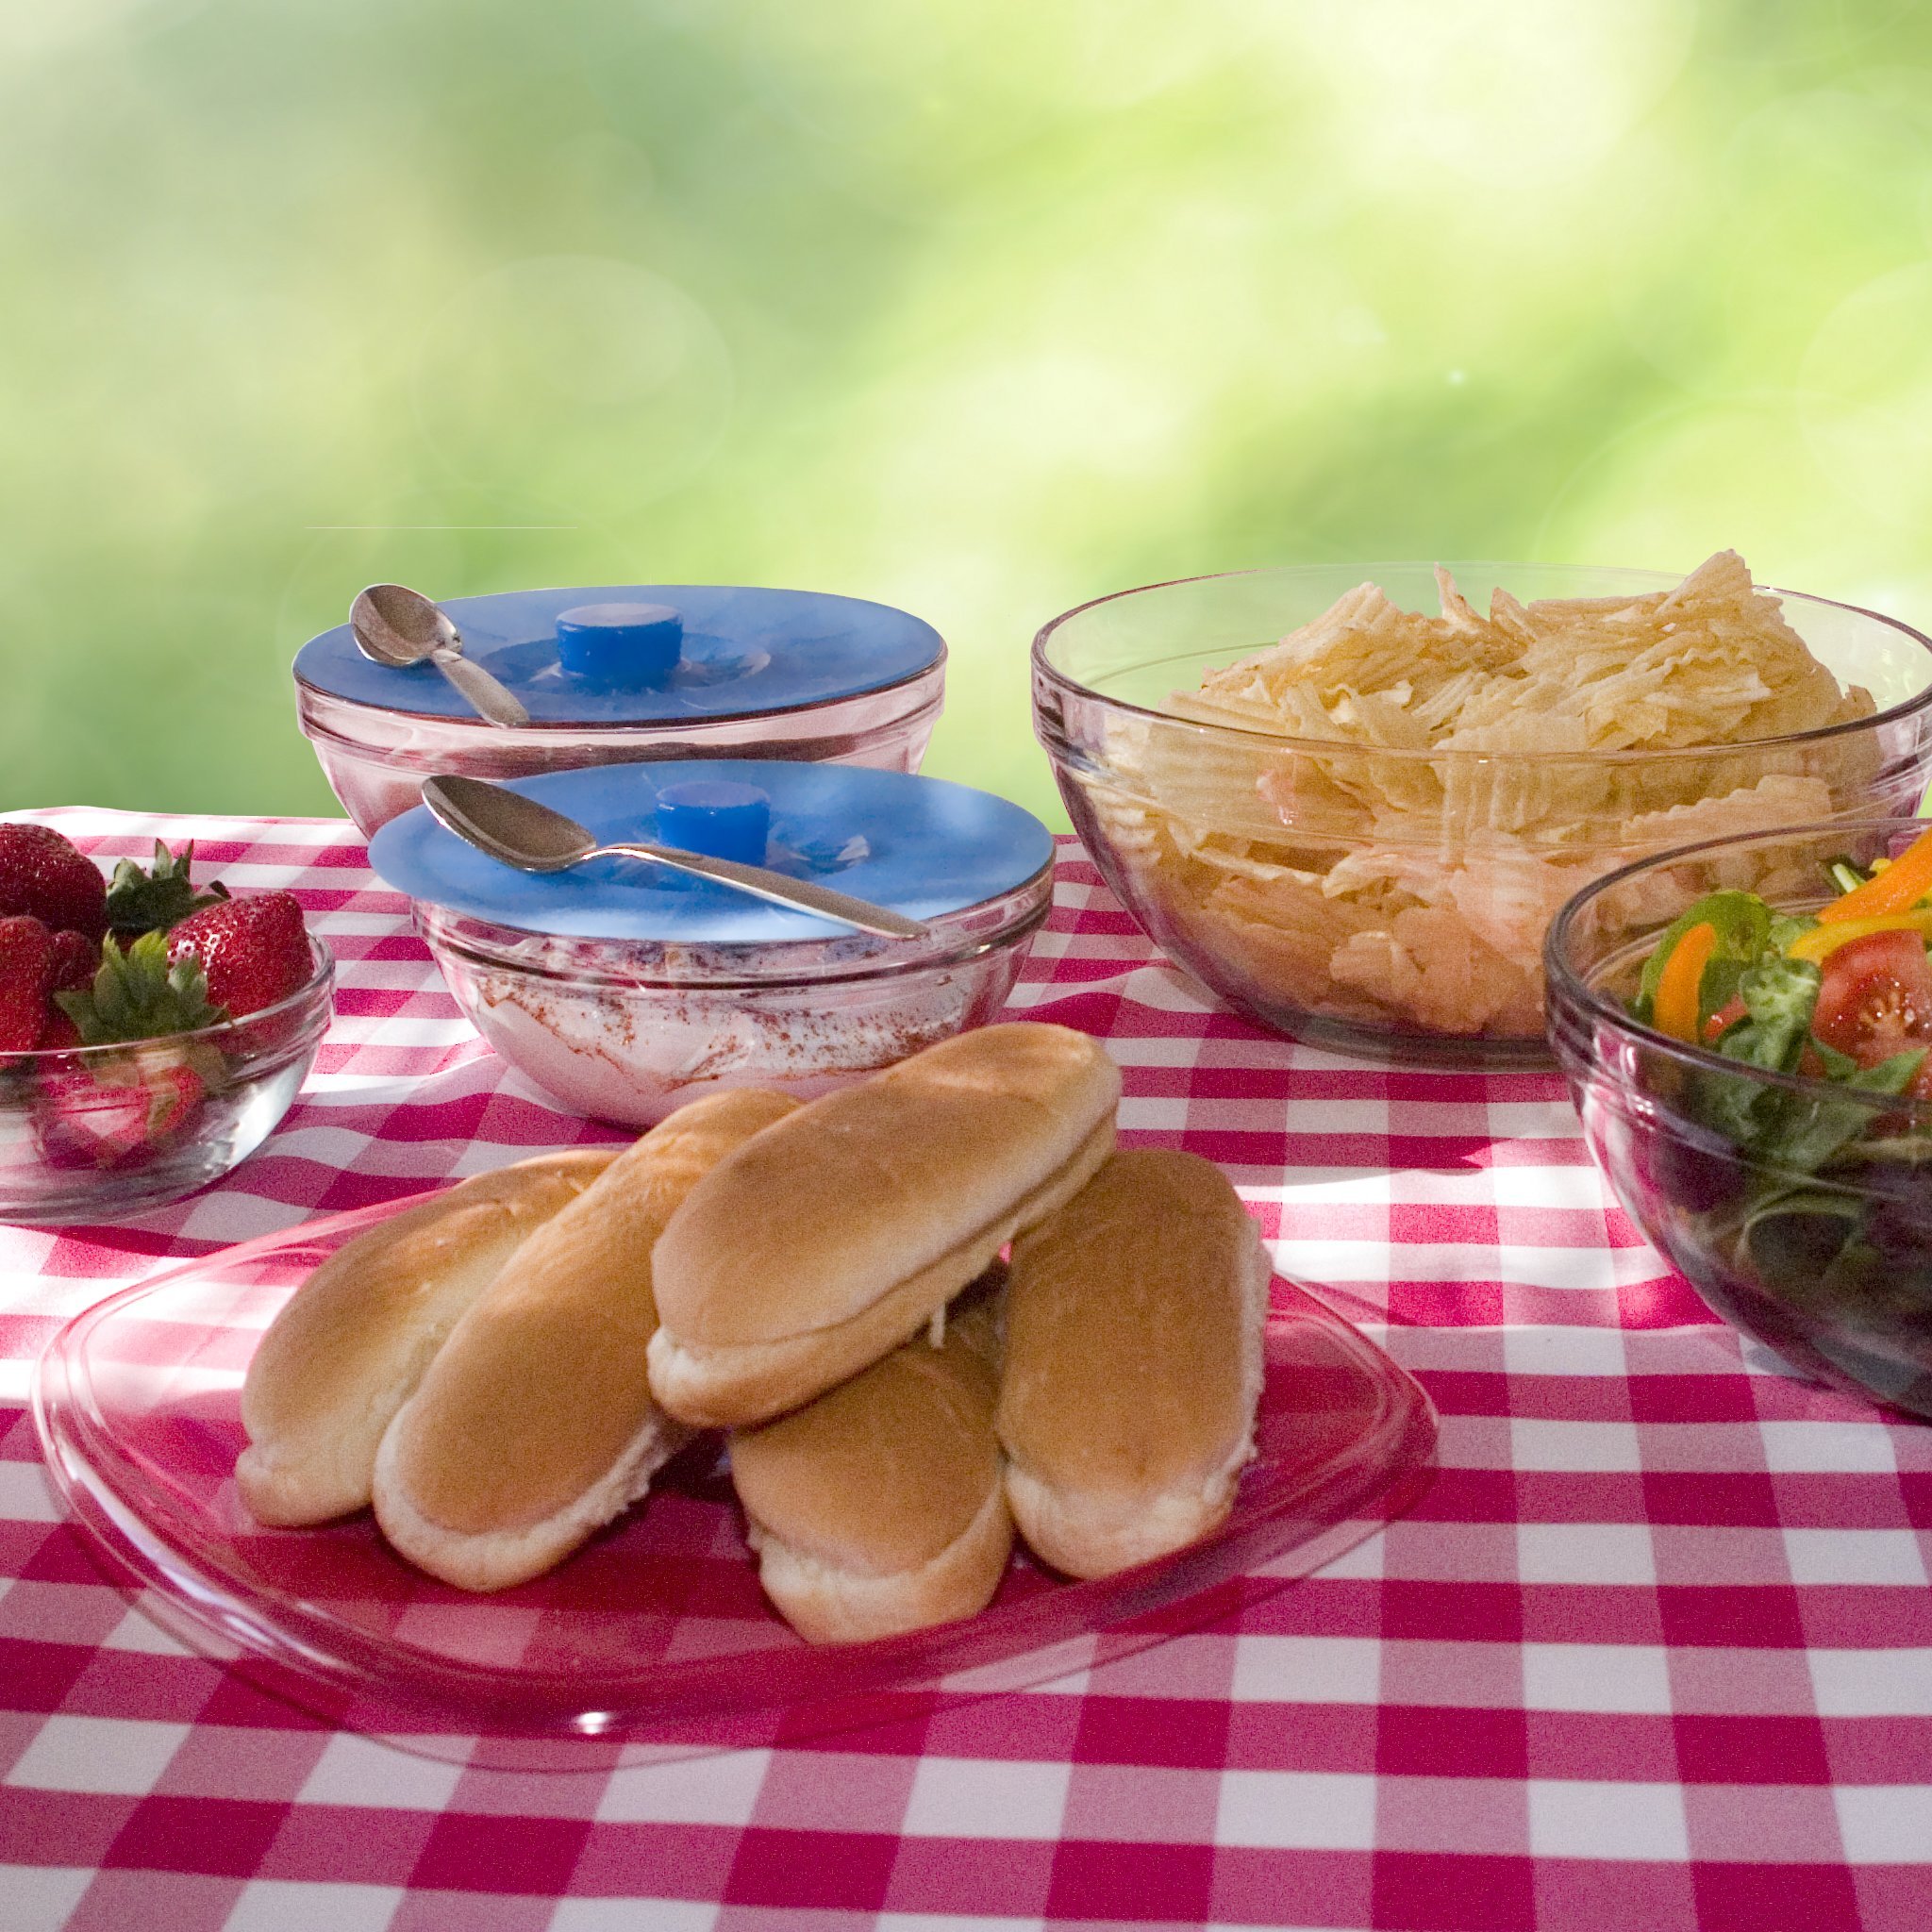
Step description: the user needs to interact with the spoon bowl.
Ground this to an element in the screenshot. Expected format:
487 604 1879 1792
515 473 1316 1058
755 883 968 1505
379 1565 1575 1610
349 583 461 665
350 584 530 727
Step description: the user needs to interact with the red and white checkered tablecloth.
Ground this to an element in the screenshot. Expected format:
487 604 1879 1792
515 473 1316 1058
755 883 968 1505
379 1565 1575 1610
3 810 1930 1932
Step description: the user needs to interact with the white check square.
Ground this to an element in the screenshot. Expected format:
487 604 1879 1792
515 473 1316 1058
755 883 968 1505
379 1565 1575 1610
1808 1648 1932 1718
1228 1635 1379 1706
1757 1421 1899 1473
0 1864 93 1932
101 1601 201 1656
1216 1769 1377 1850
902 1757 1070 1840
224 1880 404 1931
1522 1644 1673 1714
1528 1779 1689 1860
297 1733 466 1811
551 1904 720 1931
1834 1785 1932 1864
0 1461 62 1524
1517 1523 1656 1586
875 1917 1044 1932
1510 1419 1643 1472
6 1716 189 1796
595 1746 772 1825
1783 1527 1928 1587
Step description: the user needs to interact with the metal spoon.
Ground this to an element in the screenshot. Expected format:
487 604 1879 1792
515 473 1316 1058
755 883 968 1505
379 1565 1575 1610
351 584 531 728
421 774 932 941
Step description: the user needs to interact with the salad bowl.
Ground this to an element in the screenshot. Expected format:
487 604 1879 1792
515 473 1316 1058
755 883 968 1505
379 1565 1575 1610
1547 817 1932 1416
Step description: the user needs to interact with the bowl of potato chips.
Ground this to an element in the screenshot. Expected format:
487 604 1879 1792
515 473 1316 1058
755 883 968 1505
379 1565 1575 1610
1031 554 1932 1064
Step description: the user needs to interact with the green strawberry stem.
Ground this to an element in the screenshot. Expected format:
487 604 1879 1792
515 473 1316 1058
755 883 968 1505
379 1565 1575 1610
105 840 229 938
56 930 228 1044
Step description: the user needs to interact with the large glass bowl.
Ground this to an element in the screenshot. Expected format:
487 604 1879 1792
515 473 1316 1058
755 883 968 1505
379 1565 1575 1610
1547 818 1932 1418
0 940 334 1225
1034 565 1932 1066
414 876 1051 1127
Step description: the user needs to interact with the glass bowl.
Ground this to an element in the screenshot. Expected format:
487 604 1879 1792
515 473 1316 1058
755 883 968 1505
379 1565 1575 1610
415 879 1050 1127
296 584 947 838
31 1198 1437 1746
0 941 334 1225
1033 565 1932 1066
1547 817 1932 1418
371 759 1058 1127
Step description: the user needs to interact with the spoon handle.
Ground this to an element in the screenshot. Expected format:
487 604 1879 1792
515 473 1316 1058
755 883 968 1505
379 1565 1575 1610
430 646 531 728
596 842 930 940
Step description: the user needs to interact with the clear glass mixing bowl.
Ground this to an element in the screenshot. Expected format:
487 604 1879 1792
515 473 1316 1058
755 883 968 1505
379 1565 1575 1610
414 874 1052 1127
299 665 945 840
1035 564 1932 1065
1547 817 1932 1418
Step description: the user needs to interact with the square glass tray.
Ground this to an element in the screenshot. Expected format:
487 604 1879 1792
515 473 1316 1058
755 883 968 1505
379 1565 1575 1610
33 1195 1437 1752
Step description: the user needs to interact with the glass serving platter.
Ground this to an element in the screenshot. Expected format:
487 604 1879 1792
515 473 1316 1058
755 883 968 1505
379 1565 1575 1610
33 1195 1436 1752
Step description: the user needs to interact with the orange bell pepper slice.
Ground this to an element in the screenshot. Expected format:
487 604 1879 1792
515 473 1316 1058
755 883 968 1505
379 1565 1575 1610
1818 826 1932 924
1653 921 1717 1042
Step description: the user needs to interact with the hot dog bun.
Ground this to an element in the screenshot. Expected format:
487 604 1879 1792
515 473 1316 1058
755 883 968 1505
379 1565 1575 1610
237 1149 621 1527
997 1147 1270 1578
647 1024 1121 1428
372 1088 800 1592
729 1290 1010 1643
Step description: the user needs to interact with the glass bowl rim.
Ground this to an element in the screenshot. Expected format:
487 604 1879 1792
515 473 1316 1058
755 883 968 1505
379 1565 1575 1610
4 935 336 1064
1031 562 1932 766
411 863 1056 990
293 647 948 733
1544 812 1932 1116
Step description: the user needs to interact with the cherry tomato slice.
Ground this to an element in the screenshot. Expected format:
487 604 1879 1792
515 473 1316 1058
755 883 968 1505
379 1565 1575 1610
1812 929 1932 1091
1702 996 1748 1044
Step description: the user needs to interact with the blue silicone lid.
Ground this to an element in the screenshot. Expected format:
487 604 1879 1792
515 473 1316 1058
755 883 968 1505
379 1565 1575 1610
295 584 945 724
368 760 1056 942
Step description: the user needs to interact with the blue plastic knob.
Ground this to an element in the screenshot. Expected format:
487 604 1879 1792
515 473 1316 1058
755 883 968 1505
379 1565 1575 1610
554 603 683 686
653 779 773 865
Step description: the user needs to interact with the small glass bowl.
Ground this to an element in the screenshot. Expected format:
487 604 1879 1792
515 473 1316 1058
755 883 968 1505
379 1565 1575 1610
1034 565 1932 1066
415 877 1052 1127
1547 818 1932 1418
0 941 335 1225
298 659 946 840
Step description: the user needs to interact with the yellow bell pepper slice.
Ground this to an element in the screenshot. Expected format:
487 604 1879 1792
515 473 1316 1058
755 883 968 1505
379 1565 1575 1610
1786 909 1932 965
1818 826 1932 924
1653 921 1717 1041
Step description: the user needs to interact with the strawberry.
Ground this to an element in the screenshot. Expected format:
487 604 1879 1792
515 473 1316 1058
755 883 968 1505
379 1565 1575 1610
37 1008 83 1052
104 841 228 940
0 824 108 941
48 929 99 992
35 1047 208 1169
0 915 57 1054
165 892 311 1018
36 932 101 1049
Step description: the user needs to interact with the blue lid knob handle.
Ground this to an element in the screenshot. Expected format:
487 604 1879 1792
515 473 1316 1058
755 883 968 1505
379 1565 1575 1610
555 603 684 687
653 779 773 866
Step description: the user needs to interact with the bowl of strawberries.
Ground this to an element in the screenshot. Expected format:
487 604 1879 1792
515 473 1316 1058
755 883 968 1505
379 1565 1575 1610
0 824 333 1225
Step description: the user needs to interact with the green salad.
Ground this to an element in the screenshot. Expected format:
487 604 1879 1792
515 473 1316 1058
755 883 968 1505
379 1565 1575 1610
1635 828 1932 1164
1627 826 1932 1331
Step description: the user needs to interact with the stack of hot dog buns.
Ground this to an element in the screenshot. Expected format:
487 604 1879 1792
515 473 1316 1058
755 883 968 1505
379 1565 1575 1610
238 1022 1271 1641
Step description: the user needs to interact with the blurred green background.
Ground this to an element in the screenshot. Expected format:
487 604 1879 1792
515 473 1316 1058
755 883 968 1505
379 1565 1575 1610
6 0 1932 827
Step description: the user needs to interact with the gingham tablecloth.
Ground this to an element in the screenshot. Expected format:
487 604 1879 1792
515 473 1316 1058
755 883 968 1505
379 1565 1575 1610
3 811 1930 1932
